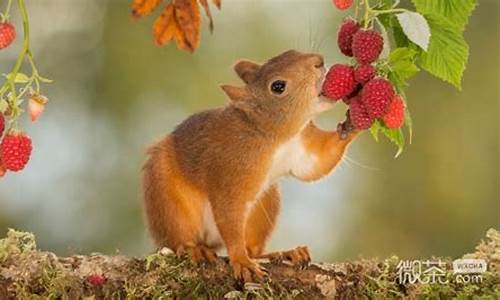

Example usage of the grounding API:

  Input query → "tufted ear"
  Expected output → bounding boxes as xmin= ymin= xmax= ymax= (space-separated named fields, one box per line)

xmin=221 ymin=85 xmax=252 ymax=102
xmin=233 ymin=60 xmax=260 ymax=84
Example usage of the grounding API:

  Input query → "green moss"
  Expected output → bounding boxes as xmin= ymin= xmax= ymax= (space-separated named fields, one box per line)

xmin=1 ymin=228 xmax=498 ymax=299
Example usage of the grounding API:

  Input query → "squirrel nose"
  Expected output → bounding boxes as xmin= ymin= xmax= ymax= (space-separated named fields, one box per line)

xmin=315 ymin=59 xmax=324 ymax=69
xmin=312 ymin=55 xmax=324 ymax=68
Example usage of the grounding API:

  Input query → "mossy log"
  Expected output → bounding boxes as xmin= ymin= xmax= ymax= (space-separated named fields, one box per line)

xmin=0 ymin=229 xmax=498 ymax=299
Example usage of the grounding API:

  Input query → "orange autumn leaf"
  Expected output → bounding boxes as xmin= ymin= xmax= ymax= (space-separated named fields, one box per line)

xmin=153 ymin=0 xmax=200 ymax=52
xmin=198 ymin=0 xmax=214 ymax=32
xmin=132 ymin=0 xmax=220 ymax=52
xmin=131 ymin=0 xmax=163 ymax=18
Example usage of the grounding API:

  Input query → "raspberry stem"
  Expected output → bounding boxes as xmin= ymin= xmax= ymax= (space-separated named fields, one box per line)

xmin=1 ymin=0 xmax=13 ymax=22
xmin=0 ymin=0 xmax=49 ymax=131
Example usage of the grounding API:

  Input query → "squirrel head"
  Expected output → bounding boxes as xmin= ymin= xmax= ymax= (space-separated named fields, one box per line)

xmin=221 ymin=50 xmax=331 ymax=136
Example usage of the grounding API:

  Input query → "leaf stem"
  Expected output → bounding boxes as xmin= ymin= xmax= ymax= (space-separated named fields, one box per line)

xmin=3 ymin=0 xmax=29 ymax=129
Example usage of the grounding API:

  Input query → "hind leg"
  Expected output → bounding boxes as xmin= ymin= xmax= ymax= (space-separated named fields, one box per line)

xmin=142 ymin=138 xmax=215 ymax=263
xmin=245 ymin=185 xmax=311 ymax=266
xmin=245 ymin=185 xmax=281 ymax=258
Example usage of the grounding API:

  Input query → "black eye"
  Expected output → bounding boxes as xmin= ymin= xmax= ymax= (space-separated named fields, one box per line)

xmin=270 ymin=80 xmax=287 ymax=94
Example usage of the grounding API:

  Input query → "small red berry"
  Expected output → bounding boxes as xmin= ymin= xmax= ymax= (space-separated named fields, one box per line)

xmin=321 ymin=64 xmax=356 ymax=100
xmin=337 ymin=19 xmax=360 ymax=57
xmin=383 ymin=95 xmax=405 ymax=129
xmin=0 ymin=22 xmax=16 ymax=49
xmin=0 ymin=132 xmax=32 ymax=172
xmin=354 ymin=64 xmax=376 ymax=84
xmin=87 ymin=274 xmax=107 ymax=286
xmin=333 ymin=0 xmax=353 ymax=10
xmin=352 ymin=30 xmax=383 ymax=64
xmin=361 ymin=78 xmax=395 ymax=118
xmin=349 ymin=96 xmax=374 ymax=129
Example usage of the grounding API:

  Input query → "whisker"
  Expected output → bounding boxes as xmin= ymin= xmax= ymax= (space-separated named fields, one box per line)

xmin=343 ymin=154 xmax=380 ymax=171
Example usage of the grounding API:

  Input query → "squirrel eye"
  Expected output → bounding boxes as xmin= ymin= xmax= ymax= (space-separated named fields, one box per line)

xmin=270 ymin=80 xmax=287 ymax=95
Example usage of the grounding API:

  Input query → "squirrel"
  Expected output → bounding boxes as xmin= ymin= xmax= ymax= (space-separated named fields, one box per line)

xmin=142 ymin=49 xmax=360 ymax=282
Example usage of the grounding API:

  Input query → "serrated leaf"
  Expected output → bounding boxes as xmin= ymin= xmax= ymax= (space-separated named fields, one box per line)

xmin=388 ymin=48 xmax=420 ymax=83
xmin=392 ymin=60 xmax=420 ymax=81
xmin=418 ymin=14 xmax=468 ymax=90
xmin=389 ymin=47 xmax=417 ymax=63
xmin=411 ymin=0 xmax=476 ymax=32
xmin=396 ymin=12 xmax=431 ymax=51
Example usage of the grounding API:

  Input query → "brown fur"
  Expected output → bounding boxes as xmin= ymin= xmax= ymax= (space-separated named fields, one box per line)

xmin=142 ymin=50 xmax=359 ymax=281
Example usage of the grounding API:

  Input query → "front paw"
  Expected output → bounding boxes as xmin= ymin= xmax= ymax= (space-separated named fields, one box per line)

xmin=231 ymin=256 xmax=268 ymax=283
xmin=337 ymin=112 xmax=359 ymax=140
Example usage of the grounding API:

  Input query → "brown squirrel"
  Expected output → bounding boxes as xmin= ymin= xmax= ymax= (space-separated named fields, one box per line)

xmin=142 ymin=50 xmax=359 ymax=282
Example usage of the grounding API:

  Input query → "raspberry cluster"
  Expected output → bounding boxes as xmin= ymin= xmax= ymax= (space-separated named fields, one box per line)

xmin=0 ymin=113 xmax=33 ymax=177
xmin=321 ymin=19 xmax=405 ymax=131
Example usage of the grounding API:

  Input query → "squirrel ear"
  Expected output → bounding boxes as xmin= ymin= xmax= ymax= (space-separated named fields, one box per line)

xmin=233 ymin=60 xmax=260 ymax=84
xmin=221 ymin=85 xmax=251 ymax=102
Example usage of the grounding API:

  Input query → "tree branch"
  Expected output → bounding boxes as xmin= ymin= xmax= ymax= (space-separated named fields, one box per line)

xmin=0 ymin=229 xmax=498 ymax=299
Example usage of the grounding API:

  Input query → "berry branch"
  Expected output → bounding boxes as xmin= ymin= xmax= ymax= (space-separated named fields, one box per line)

xmin=324 ymin=0 xmax=476 ymax=155
xmin=0 ymin=0 xmax=51 ymax=177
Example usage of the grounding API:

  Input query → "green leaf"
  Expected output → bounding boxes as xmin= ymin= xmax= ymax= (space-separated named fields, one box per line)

xmin=0 ymin=99 xmax=7 ymax=114
xmin=4 ymin=72 xmax=30 ymax=83
xmin=38 ymin=76 xmax=53 ymax=83
xmin=389 ymin=47 xmax=418 ymax=64
xmin=369 ymin=120 xmax=381 ymax=142
xmin=404 ymin=104 xmax=414 ymax=144
xmin=380 ymin=126 xmax=405 ymax=157
xmin=388 ymin=48 xmax=420 ymax=83
xmin=396 ymin=12 xmax=431 ymax=51
xmin=411 ymin=0 xmax=477 ymax=32
xmin=375 ymin=18 xmax=391 ymax=59
xmin=418 ymin=14 xmax=469 ymax=90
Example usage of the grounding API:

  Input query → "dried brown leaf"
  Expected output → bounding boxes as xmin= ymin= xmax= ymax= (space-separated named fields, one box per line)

xmin=199 ymin=0 xmax=214 ymax=32
xmin=152 ymin=0 xmax=201 ymax=52
xmin=131 ymin=0 xmax=163 ymax=18
xmin=172 ymin=0 xmax=201 ymax=52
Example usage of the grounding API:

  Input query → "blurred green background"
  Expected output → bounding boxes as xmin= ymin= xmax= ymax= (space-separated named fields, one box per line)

xmin=0 ymin=0 xmax=498 ymax=262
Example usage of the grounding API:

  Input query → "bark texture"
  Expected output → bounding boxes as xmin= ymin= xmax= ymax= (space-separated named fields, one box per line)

xmin=0 ymin=229 xmax=498 ymax=299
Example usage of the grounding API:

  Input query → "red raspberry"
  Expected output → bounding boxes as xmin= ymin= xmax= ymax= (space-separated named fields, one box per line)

xmin=87 ymin=274 xmax=107 ymax=285
xmin=383 ymin=95 xmax=405 ymax=128
xmin=0 ymin=22 xmax=16 ymax=49
xmin=0 ymin=133 xmax=32 ymax=172
xmin=333 ymin=0 xmax=353 ymax=10
xmin=352 ymin=30 xmax=383 ymax=64
xmin=321 ymin=64 xmax=356 ymax=100
xmin=361 ymin=78 xmax=395 ymax=118
xmin=349 ymin=96 xmax=373 ymax=129
xmin=354 ymin=64 xmax=376 ymax=84
xmin=337 ymin=19 xmax=359 ymax=57
xmin=0 ymin=113 xmax=5 ymax=137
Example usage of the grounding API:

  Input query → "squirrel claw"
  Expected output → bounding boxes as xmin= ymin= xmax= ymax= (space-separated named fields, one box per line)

xmin=232 ymin=257 xmax=268 ymax=283
xmin=337 ymin=112 xmax=356 ymax=140
xmin=258 ymin=246 xmax=311 ymax=268
xmin=176 ymin=245 xmax=218 ymax=264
